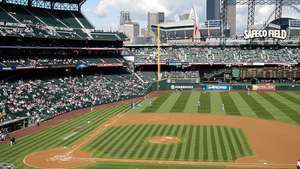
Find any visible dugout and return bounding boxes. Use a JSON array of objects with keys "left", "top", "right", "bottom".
[{"left": 0, "top": 117, "right": 29, "bottom": 133}]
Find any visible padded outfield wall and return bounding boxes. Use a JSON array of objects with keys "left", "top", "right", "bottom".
[{"left": 148, "top": 80, "right": 300, "bottom": 91}]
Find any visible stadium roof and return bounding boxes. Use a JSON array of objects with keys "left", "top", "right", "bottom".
[{"left": 48, "top": 0, "right": 86, "bottom": 4}]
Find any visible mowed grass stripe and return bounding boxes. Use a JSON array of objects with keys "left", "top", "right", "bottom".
[
  {"left": 259, "top": 93, "right": 300, "bottom": 124},
  {"left": 116, "top": 125, "right": 149, "bottom": 158},
  {"left": 236, "top": 128, "right": 253, "bottom": 156},
  {"left": 210, "top": 126, "right": 218, "bottom": 161},
  {"left": 216, "top": 126, "right": 228, "bottom": 161},
  {"left": 198, "top": 93, "right": 211, "bottom": 113},
  {"left": 210, "top": 93, "right": 224, "bottom": 114},
  {"left": 155, "top": 125, "right": 174, "bottom": 160},
  {"left": 220, "top": 93, "right": 240, "bottom": 116},
  {"left": 82, "top": 106, "right": 132, "bottom": 150},
  {"left": 141, "top": 125, "right": 165, "bottom": 159},
  {"left": 2, "top": 109, "right": 103, "bottom": 163},
  {"left": 230, "top": 93, "right": 257, "bottom": 118},
  {"left": 82, "top": 127, "right": 119, "bottom": 152},
  {"left": 92, "top": 125, "right": 137, "bottom": 157},
  {"left": 142, "top": 92, "right": 172, "bottom": 112},
  {"left": 223, "top": 127, "right": 237, "bottom": 160},
  {"left": 169, "top": 125, "right": 185, "bottom": 160},
  {"left": 6, "top": 107, "right": 110, "bottom": 153},
  {"left": 170, "top": 92, "right": 191, "bottom": 112},
  {"left": 202, "top": 126, "right": 209, "bottom": 161},
  {"left": 194, "top": 126, "right": 201, "bottom": 161},
  {"left": 135, "top": 125, "right": 160, "bottom": 159},
  {"left": 3, "top": 105, "right": 128, "bottom": 168},
  {"left": 277, "top": 92, "right": 300, "bottom": 105},
  {"left": 239, "top": 92, "right": 274, "bottom": 120},
  {"left": 199, "top": 126, "right": 205, "bottom": 160},
  {"left": 127, "top": 125, "right": 155, "bottom": 159},
  {"left": 183, "top": 91, "right": 199, "bottom": 113},
  {"left": 231, "top": 128, "right": 245, "bottom": 157},
  {"left": 182, "top": 125, "right": 193, "bottom": 160},
  {"left": 148, "top": 125, "right": 169, "bottom": 160},
  {"left": 151, "top": 125, "right": 173, "bottom": 160},
  {"left": 188, "top": 126, "right": 197, "bottom": 161},
  {"left": 105, "top": 124, "right": 142, "bottom": 157},
  {"left": 163, "top": 125, "right": 180, "bottom": 160},
  {"left": 6, "top": 105, "right": 126, "bottom": 159},
  {"left": 82, "top": 111, "right": 133, "bottom": 152},
  {"left": 174, "top": 125, "right": 188, "bottom": 160},
  {"left": 273, "top": 93, "right": 300, "bottom": 113},
  {"left": 64, "top": 106, "right": 131, "bottom": 147}
]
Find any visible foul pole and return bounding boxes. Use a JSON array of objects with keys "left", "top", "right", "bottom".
[{"left": 156, "top": 24, "right": 161, "bottom": 90}]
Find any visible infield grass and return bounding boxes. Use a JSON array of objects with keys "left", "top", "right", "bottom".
[{"left": 82, "top": 125, "right": 253, "bottom": 162}]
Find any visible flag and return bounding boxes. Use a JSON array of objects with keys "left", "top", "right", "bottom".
[{"left": 189, "top": 6, "right": 201, "bottom": 40}]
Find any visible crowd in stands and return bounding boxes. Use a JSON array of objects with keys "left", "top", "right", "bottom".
[
  {"left": 0, "top": 57, "right": 126, "bottom": 67},
  {"left": 0, "top": 74, "right": 148, "bottom": 124},
  {"left": 0, "top": 3, "right": 126, "bottom": 41},
  {"left": 131, "top": 47, "right": 300, "bottom": 64}
]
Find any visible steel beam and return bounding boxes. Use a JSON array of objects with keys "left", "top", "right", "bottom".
[
  {"left": 227, "top": 0, "right": 300, "bottom": 5},
  {"left": 247, "top": 0, "right": 256, "bottom": 29},
  {"left": 275, "top": 0, "right": 283, "bottom": 20}
]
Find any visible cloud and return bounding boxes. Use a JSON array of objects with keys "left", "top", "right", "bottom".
[
  {"left": 94, "top": 0, "right": 205, "bottom": 23},
  {"left": 86, "top": 0, "right": 300, "bottom": 32},
  {"left": 95, "top": 0, "right": 168, "bottom": 17}
]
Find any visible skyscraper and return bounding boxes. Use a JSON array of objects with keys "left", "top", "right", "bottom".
[
  {"left": 206, "top": 0, "right": 236, "bottom": 36},
  {"left": 227, "top": 5, "right": 236, "bottom": 36},
  {"left": 206, "top": 0, "right": 220, "bottom": 21},
  {"left": 120, "top": 11, "right": 131, "bottom": 25},
  {"left": 118, "top": 22, "right": 140, "bottom": 43},
  {"left": 147, "top": 12, "right": 165, "bottom": 32},
  {"left": 158, "top": 12, "right": 165, "bottom": 23}
]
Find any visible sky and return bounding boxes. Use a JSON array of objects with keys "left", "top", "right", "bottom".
[{"left": 81, "top": 0, "right": 300, "bottom": 33}]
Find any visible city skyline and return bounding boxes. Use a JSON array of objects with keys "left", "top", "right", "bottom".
[{"left": 82, "top": 0, "right": 300, "bottom": 32}]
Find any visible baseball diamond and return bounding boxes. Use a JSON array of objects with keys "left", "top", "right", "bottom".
[
  {"left": 1, "top": 0, "right": 300, "bottom": 169},
  {"left": 0, "top": 91, "right": 300, "bottom": 169}
]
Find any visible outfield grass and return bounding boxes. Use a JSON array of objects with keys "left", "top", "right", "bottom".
[
  {"left": 170, "top": 91, "right": 191, "bottom": 112},
  {"left": 137, "top": 91, "right": 300, "bottom": 125},
  {"left": 142, "top": 92, "right": 172, "bottom": 112}
]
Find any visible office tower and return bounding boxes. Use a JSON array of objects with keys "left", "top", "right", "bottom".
[{"left": 120, "top": 11, "right": 131, "bottom": 25}]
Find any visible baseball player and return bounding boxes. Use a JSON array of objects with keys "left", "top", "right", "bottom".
[{"left": 221, "top": 103, "right": 225, "bottom": 112}]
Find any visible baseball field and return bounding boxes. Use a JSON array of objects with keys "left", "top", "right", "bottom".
[{"left": 0, "top": 91, "right": 300, "bottom": 169}]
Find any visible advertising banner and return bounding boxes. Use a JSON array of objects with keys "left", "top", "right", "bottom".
[
  {"left": 206, "top": 85, "right": 230, "bottom": 91},
  {"left": 170, "top": 85, "right": 194, "bottom": 90},
  {"left": 252, "top": 84, "right": 276, "bottom": 91},
  {"left": 96, "top": 63, "right": 123, "bottom": 67}
]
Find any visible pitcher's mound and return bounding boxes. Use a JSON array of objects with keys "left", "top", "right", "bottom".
[{"left": 148, "top": 136, "right": 181, "bottom": 145}]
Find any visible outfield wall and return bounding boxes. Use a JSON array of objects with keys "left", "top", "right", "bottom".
[{"left": 149, "top": 80, "right": 300, "bottom": 91}]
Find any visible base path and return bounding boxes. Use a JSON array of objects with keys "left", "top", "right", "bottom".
[{"left": 24, "top": 113, "right": 300, "bottom": 169}]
